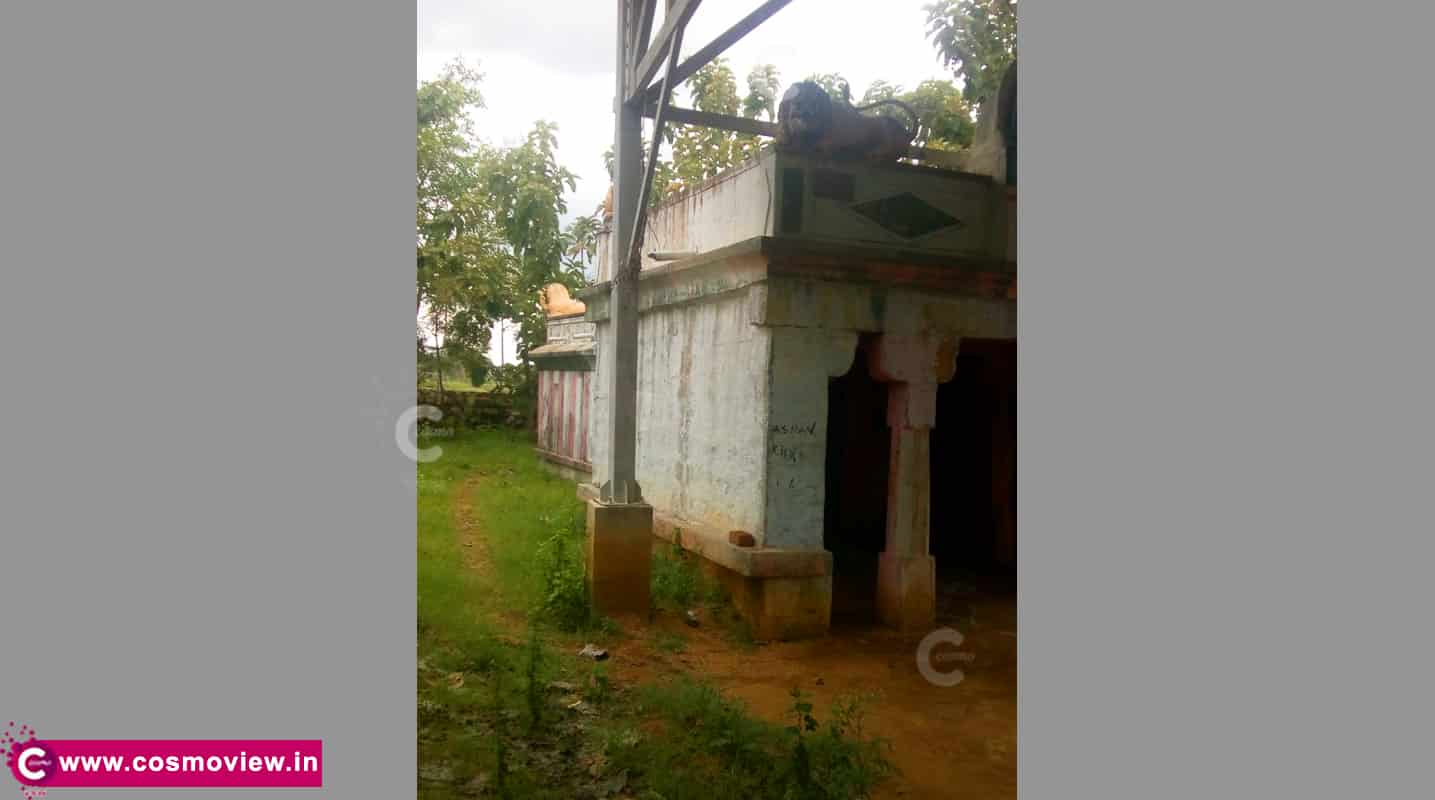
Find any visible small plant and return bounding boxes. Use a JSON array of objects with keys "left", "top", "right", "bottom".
[
  {"left": 651, "top": 539, "right": 704, "bottom": 611},
  {"left": 536, "top": 530, "right": 593, "bottom": 631},
  {"left": 785, "top": 687, "right": 820, "bottom": 799},
  {"left": 820, "top": 692, "right": 893, "bottom": 798},
  {"left": 585, "top": 662, "right": 612, "bottom": 705}
]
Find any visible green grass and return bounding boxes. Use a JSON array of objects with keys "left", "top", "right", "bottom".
[
  {"left": 651, "top": 539, "right": 759, "bottom": 649},
  {"left": 417, "top": 429, "right": 892, "bottom": 799},
  {"left": 599, "top": 678, "right": 895, "bottom": 800},
  {"left": 418, "top": 429, "right": 597, "bottom": 798},
  {"left": 419, "top": 428, "right": 593, "bottom": 624},
  {"left": 650, "top": 539, "right": 707, "bottom": 611}
]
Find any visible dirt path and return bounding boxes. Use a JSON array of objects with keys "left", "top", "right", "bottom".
[
  {"left": 604, "top": 592, "right": 1016, "bottom": 800},
  {"left": 452, "top": 472, "right": 1016, "bottom": 799},
  {"left": 452, "top": 473, "right": 532, "bottom": 635}
]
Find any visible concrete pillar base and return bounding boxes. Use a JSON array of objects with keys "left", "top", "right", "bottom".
[
  {"left": 585, "top": 499, "right": 653, "bottom": 617},
  {"left": 876, "top": 552, "right": 936, "bottom": 633}
]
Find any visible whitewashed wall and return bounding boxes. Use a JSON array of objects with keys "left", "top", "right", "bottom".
[
  {"left": 597, "top": 156, "right": 774, "bottom": 283},
  {"left": 589, "top": 290, "right": 772, "bottom": 539}
]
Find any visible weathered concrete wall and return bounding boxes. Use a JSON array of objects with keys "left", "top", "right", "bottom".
[
  {"left": 755, "top": 277, "right": 1016, "bottom": 338},
  {"left": 590, "top": 288, "right": 772, "bottom": 539},
  {"left": 763, "top": 327, "right": 858, "bottom": 550},
  {"left": 756, "top": 284, "right": 1012, "bottom": 551},
  {"left": 596, "top": 159, "right": 772, "bottom": 284},
  {"left": 640, "top": 158, "right": 774, "bottom": 272},
  {"left": 589, "top": 250, "right": 1016, "bottom": 548}
]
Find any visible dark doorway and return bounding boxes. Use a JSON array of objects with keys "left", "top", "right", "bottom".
[
  {"left": 931, "top": 338, "right": 1017, "bottom": 589},
  {"left": 823, "top": 335, "right": 890, "bottom": 623}
]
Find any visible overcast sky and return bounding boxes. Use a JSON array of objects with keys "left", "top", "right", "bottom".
[{"left": 417, "top": 0, "right": 962, "bottom": 364}]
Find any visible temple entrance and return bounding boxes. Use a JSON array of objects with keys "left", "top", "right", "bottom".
[
  {"left": 824, "top": 335, "right": 1016, "bottom": 625},
  {"left": 823, "top": 335, "right": 890, "bottom": 623},
  {"left": 931, "top": 338, "right": 1017, "bottom": 599}
]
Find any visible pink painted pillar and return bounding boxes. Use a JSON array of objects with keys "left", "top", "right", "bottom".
[{"left": 869, "top": 334, "right": 960, "bottom": 633}]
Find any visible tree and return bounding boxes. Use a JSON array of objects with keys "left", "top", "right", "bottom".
[
  {"left": 417, "top": 61, "right": 506, "bottom": 391},
  {"left": 744, "top": 63, "right": 781, "bottom": 121},
  {"left": 804, "top": 73, "right": 854, "bottom": 106},
  {"left": 658, "top": 59, "right": 780, "bottom": 196},
  {"left": 417, "top": 60, "right": 588, "bottom": 401},
  {"left": 670, "top": 59, "right": 746, "bottom": 188},
  {"left": 603, "top": 134, "right": 680, "bottom": 209},
  {"left": 481, "top": 121, "right": 585, "bottom": 364},
  {"left": 563, "top": 213, "right": 602, "bottom": 275},
  {"left": 861, "top": 79, "right": 976, "bottom": 151},
  {"left": 924, "top": 0, "right": 1017, "bottom": 108}
]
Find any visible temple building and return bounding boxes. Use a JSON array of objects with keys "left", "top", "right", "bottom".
[{"left": 542, "top": 73, "right": 1016, "bottom": 639}]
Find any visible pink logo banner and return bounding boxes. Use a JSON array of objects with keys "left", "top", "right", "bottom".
[{"left": 6, "top": 738, "right": 322, "bottom": 789}]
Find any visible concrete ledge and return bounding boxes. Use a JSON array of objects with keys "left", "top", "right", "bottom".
[
  {"left": 701, "top": 561, "right": 832, "bottom": 642},
  {"left": 576, "top": 483, "right": 833, "bottom": 640},
  {"left": 575, "top": 483, "right": 830, "bottom": 579},
  {"left": 651, "top": 514, "right": 831, "bottom": 579}
]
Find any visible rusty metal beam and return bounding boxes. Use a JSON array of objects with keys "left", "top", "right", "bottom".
[
  {"left": 631, "top": 0, "right": 701, "bottom": 98},
  {"left": 638, "top": 103, "right": 777, "bottom": 138},
  {"left": 635, "top": 0, "right": 793, "bottom": 106}
]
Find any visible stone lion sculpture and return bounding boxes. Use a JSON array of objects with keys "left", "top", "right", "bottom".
[{"left": 540, "top": 283, "right": 585, "bottom": 317}]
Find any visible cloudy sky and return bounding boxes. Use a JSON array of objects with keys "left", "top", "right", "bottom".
[{"left": 417, "top": 0, "right": 963, "bottom": 363}]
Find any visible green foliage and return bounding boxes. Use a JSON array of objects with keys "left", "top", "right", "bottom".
[
  {"left": 603, "top": 136, "right": 681, "bottom": 208},
  {"left": 562, "top": 213, "right": 602, "bottom": 276},
  {"left": 627, "top": 58, "right": 780, "bottom": 202},
  {"left": 492, "top": 666, "right": 511, "bottom": 798},
  {"left": 924, "top": 0, "right": 1017, "bottom": 108},
  {"left": 669, "top": 58, "right": 759, "bottom": 190},
  {"left": 584, "top": 662, "right": 612, "bottom": 705},
  {"left": 417, "top": 431, "right": 892, "bottom": 799},
  {"left": 650, "top": 540, "right": 701, "bottom": 611},
  {"left": 419, "top": 429, "right": 587, "bottom": 620},
  {"left": 804, "top": 72, "right": 854, "bottom": 106},
  {"left": 589, "top": 5, "right": 1014, "bottom": 261},
  {"left": 481, "top": 120, "right": 587, "bottom": 361},
  {"left": 488, "top": 362, "right": 537, "bottom": 424},
  {"left": 417, "top": 60, "right": 589, "bottom": 401},
  {"left": 417, "top": 62, "right": 505, "bottom": 387},
  {"left": 650, "top": 538, "right": 725, "bottom": 612},
  {"left": 418, "top": 431, "right": 600, "bottom": 797},
  {"left": 786, "top": 688, "right": 819, "bottom": 798},
  {"left": 744, "top": 63, "right": 782, "bottom": 122},
  {"left": 602, "top": 678, "right": 893, "bottom": 800},
  {"left": 535, "top": 528, "right": 593, "bottom": 632},
  {"left": 860, "top": 79, "right": 977, "bottom": 151}
]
